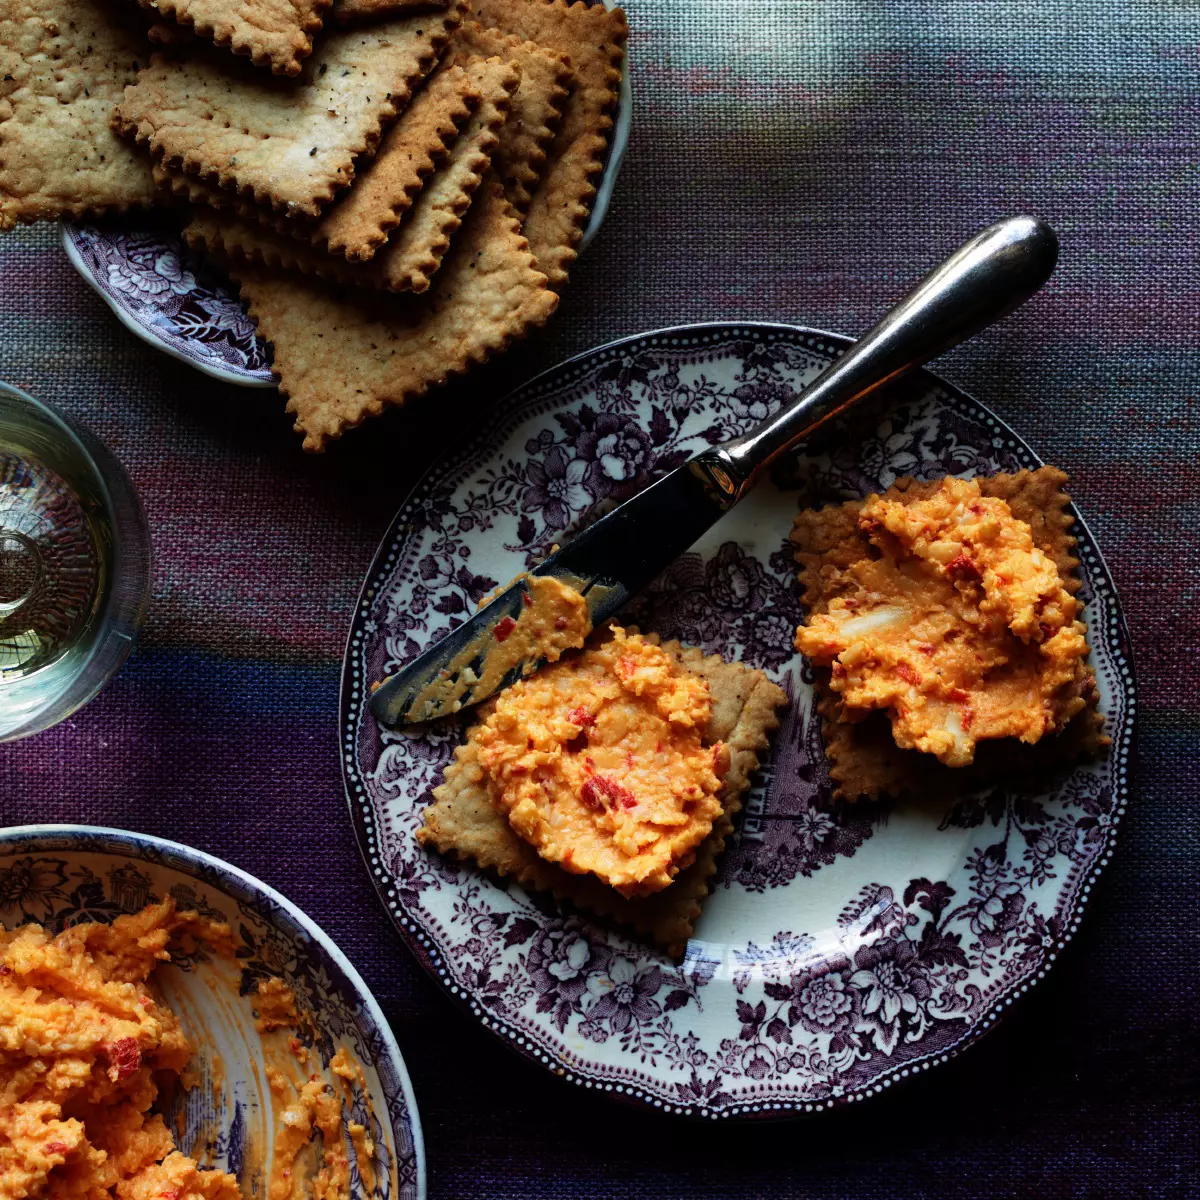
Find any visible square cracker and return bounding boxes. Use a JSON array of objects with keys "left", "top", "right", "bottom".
[
  {"left": 0, "top": 0, "right": 155, "bottom": 228},
  {"left": 791, "top": 467, "right": 1110, "bottom": 802},
  {"left": 469, "top": 0, "right": 626, "bottom": 286},
  {"left": 163, "top": 58, "right": 494, "bottom": 262},
  {"left": 445, "top": 22, "right": 571, "bottom": 213},
  {"left": 418, "top": 637, "right": 789, "bottom": 960},
  {"left": 229, "top": 182, "right": 558, "bottom": 450},
  {"left": 137, "top": 0, "right": 330, "bottom": 77},
  {"left": 177, "top": 53, "right": 518, "bottom": 292},
  {"left": 113, "top": 2, "right": 466, "bottom": 219}
]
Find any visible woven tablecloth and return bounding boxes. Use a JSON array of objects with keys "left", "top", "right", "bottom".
[{"left": 1, "top": 2, "right": 1196, "bottom": 1195}]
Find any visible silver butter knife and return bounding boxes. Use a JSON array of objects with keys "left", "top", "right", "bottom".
[{"left": 371, "top": 215, "right": 1059, "bottom": 727}]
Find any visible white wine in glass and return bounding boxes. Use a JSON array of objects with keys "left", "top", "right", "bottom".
[{"left": 0, "top": 382, "right": 150, "bottom": 741}]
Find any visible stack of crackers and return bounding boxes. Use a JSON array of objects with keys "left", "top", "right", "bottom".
[{"left": 0, "top": 0, "right": 627, "bottom": 450}]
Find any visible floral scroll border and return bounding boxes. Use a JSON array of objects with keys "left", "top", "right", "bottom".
[{"left": 339, "top": 323, "right": 1135, "bottom": 1120}]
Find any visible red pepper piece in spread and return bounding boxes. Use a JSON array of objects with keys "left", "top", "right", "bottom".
[
  {"left": 105, "top": 1037, "right": 142, "bottom": 1080},
  {"left": 580, "top": 775, "right": 637, "bottom": 811},
  {"left": 493, "top": 616, "right": 517, "bottom": 642}
]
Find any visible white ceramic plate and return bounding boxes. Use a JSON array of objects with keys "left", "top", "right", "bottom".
[
  {"left": 0, "top": 825, "right": 425, "bottom": 1197},
  {"left": 60, "top": 2, "right": 632, "bottom": 388},
  {"left": 339, "top": 322, "right": 1135, "bottom": 1120}
]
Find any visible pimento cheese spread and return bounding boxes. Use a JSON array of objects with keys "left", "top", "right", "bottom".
[
  {"left": 0, "top": 901, "right": 240, "bottom": 1200},
  {"left": 403, "top": 575, "right": 592, "bottom": 721},
  {"left": 795, "top": 477, "right": 1089, "bottom": 767},
  {"left": 472, "top": 626, "right": 729, "bottom": 897}
]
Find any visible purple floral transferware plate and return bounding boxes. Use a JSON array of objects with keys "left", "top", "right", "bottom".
[
  {"left": 339, "top": 323, "right": 1135, "bottom": 1119},
  {"left": 0, "top": 825, "right": 424, "bottom": 1197},
  {"left": 59, "top": 3, "right": 632, "bottom": 388}
]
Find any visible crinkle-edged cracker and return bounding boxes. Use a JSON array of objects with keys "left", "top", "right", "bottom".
[
  {"left": 370, "top": 57, "right": 516, "bottom": 290},
  {"left": 469, "top": 0, "right": 626, "bottom": 286},
  {"left": 230, "top": 183, "right": 557, "bottom": 450},
  {"left": 160, "top": 56, "right": 512, "bottom": 271},
  {"left": 182, "top": 56, "right": 517, "bottom": 294},
  {"left": 335, "top": 0, "right": 451, "bottom": 21},
  {"left": 0, "top": 0, "right": 155, "bottom": 229},
  {"left": 113, "top": 2, "right": 467, "bottom": 220},
  {"left": 137, "top": 0, "right": 330, "bottom": 77},
  {"left": 791, "top": 467, "right": 1109, "bottom": 803},
  {"left": 418, "top": 636, "right": 788, "bottom": 961},
  {"left": 445, "top": 22, "right": 571, "bottom": 213}
]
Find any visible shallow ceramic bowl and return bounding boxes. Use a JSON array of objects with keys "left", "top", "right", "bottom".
[
  {"left": 0, "top": 825, "right": 424, "bottom": 1198},
  {"left": 340, "top": 321, "right": 1135, "bottom": 1120},
  {"left": 60, "top": 0, "right": 633, "bottom": 388}
]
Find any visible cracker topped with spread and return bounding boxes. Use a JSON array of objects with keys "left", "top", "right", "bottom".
[
  {"left": 795, "top": 474, "right": 1090, "bottom": 767},
  {"left": 793, "top": 467, "right": 1107, "bottom": 800},
  {"left": 471, "top": 625, "right": 730, "bottom": 897},
  {"left": 419, "top": 631, "right": 788, "bottom": 958}
]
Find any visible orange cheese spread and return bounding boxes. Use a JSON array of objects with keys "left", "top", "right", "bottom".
[
  {"left": 403, "top": 574, "right": 592, "bottom": 721},
  {"left": 0, "top": 900, "right": 240, "bottom": 1200},
  {"left": 473, "top": 626, "right": 730, "bottom": 897},
  {"left": 265, "top": 1047, "right": 359, "bottom": 1200},
  {"left": 795, "top": 476, "right": 1089, "bottom": 767}
]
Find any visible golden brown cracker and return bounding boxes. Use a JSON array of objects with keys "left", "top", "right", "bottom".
[
  {"left": 370, "top": 58, "right": 516, "bottom": 289},
  {"left": 137, "top": 0, "right": 330, "bottom": 76},
  {"left": 791, "top": 467, "right": 1109, "bottom": 802},
  {"left": 335, "top": 0, "right": 450, "bottom": 21},
  {"left": 0, "top": 0, "right": 155, "bottom": 229},
  {"left": 418, "top": 638, "right": 788, "bottom": 960},
  {"left": 230, "top": 183, "right": 557, "bottom": 450},
  {"left": 445, "top": 22, "right": 571, "bottom": 213},
  {"left": 469, "top": 0, "right": 626, "bottom": 286},
  {"left": 154, "top": 54, "right": 508, "bottom": 271},
  {"left": 182, "top": 56, "right": 517, "bottom": 293},
  {"left": 113, "top": 3, "right": 467, "bottom": 220}
]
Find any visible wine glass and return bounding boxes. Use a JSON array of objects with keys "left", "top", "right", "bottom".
[{"left": 0, "top": 381, "right": 150, "bottom": 741}]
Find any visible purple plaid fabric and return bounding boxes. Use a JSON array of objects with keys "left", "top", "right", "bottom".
[{"left": 0, "top": 1, "right": 1195, "bottom": 1194}]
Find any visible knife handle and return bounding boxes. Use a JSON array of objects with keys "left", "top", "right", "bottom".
[{"left": 694, "top": 215, "right": 1059, "bottom": 505}]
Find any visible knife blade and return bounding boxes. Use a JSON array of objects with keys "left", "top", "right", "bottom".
[
  {"left": 369, "top": 215, "right": 1059, "bottom": 727},
  {"left": 368, "top": 460, "right": 729, "bottom": 726}
]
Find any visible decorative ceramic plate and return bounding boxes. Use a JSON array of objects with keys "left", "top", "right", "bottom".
[
  {"left": 59, "top": 1, "right": 633, "bottom": 388},
  {"left": 339, "top": 323, "right": 1135, "bottom": 1120},
  {"left": 0, "top": 825, "right": 425, "bottom": 1198}
]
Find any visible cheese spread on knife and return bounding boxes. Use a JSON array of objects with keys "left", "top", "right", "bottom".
[
  {"left": 471, "top": 627, "right": 730, "bottom": 897},
  {"left": 402, "top": 575, "right": 592, "bottom": 720},
  {"left": 795, "top": 476, "right": 1090, "bottom": 767}
]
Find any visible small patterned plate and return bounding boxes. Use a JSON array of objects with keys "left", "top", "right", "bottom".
[
  {"left": 339, "top": 322, "right": 1135, "bottom": 1120},
  {"left": 0, "top": 825, "right": 425, "bottom": 1198},
  {"left": 59, "top": 2, "right": 633, "bottom": 388}
]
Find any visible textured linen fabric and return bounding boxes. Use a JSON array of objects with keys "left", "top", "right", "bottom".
[{"left": 1, "top": 2, "right": 1197, "bottom": 1195}]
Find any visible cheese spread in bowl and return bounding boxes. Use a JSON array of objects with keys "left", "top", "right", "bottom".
[{"left": 0, "top": 826, "right": 424, "bottom": 1200}]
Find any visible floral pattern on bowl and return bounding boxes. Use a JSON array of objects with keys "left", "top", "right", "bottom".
[
  {"left": 339, "top": 322, "right": 1135, "bottom": 1120},
  {"left": 0, "top": 825, "right": 424, "bottom": 1198}
]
